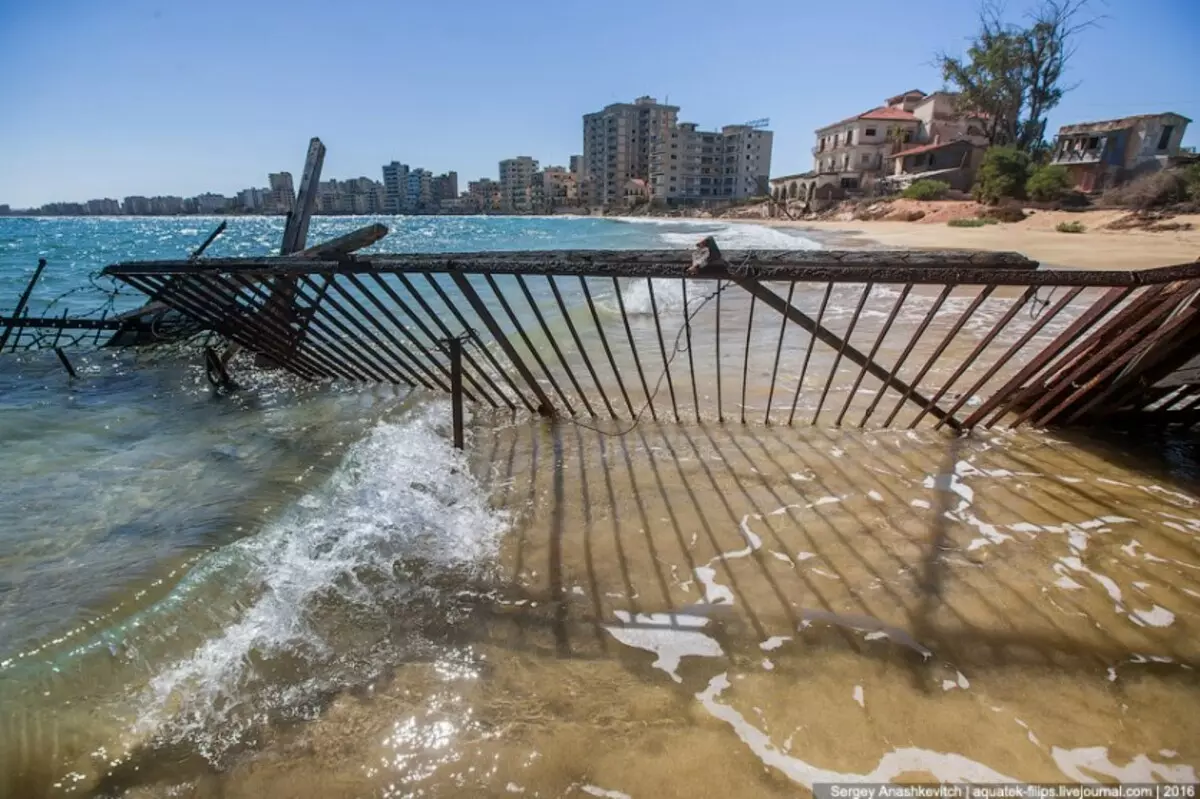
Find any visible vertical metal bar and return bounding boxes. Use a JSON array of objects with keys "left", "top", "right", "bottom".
[
  {"left": 547, "top": 276, "right": 616, "bottom": 419},
  {"left": 612, "top": 277, "right": 656, "bottom": 421},
  {"left": 579, "top": 276, "right": 636, "bottom": 418},
  {"left": 483, "top": 273, "right": 576, "bottom": 415},
  {"left": 291, "top": 275, "right": 415, "bottom": 384},
  {"left": 739, "top": 292, "right": 757, "bottom": 424},
  {"left": 859, "top": 284, "right": 953, "bottom": 428},
  {"left": 55, "top": 347, "right": 77, "bottom": 378},
  {"left": 449, "top": 337, "right": 465, "bottom": 450},
  {"left": 910, "top": 286, "right": 1037, "bottom": 428},
  {"left": 715, "top": 279, "right": 724, "bottom": 423},
  {"left": 190, "top": 221, "right": 228, "bottom": 259},
  {"left": 219, "top": 273, "right": 369, "bottom": 381},
  {"left": 787, "top": 283, "right": 832, "bottom": 425},
  {"left": 0, "top": 258, "right": 46, "bottom": 352},
  {"left": 763, "top": 282, "right": 795, "bottom": 425},
  {"left": 418, "top": 273, "right": 532, "bottom": 413},
  {"left": 516, "top": 275, "right": 595, "bottom": 417},
  {"left": 884, "top": 285, "right": 996, "bottom": 429},
  {"left": 682, "top": 278, "right": 701, "bottom": 423},
  {"left": 812, "top": 282, "right": 873, "bottom": 425},
  {"left": 92, "top": 310, "right": 108, "bottom": 347},
  {"left": 51, "top": 308, "right": 68, "bottom": 349},
  {"left": 450, "top": 272, "right": 556, "bottom": 417},
  {"left": 362, "top": 273, "right": 498, "bottom": 407},
  {"left": 969, "top": 286, "right": 1134, "bottom": 428},
  {"left": 940, "top": 287, "right": 1082, "bottom": 430},
  {"left": 647, "top": 278, "right": 680, "bottom": 423},
  {"left": 332, "top": 274, "right": 458, "bottom": 395},
  {"left": 837, "top": 284, "right": 911, "bottom": 427}
]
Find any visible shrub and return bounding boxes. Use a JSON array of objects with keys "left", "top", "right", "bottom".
[
  {"left": 948, "top": 218, "right": 989, "bottom": 227},
  {"left": 982, "top": 204, "right": 1027, "bottom": 223},
  {"left": 973, "top": 147, "right": 1032, "bottom": 204},
  {"left": 1026, "top": 165, "right": 1072, "bottom": 202},
  {"left": 1183, "top": 163, "right": 1200, "bottom": 198},
  {"left": 1101, "top": 170, "right": 1190, "bottom": 210},
  {"left": 1056, "top": 221, "right": 1086, "bottom": 233},
  {"left": 902, "top": 179, "right": 951, "bottom": 201}
]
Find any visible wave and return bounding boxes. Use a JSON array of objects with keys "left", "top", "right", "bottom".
[
  {"left": 131, "top": 401, "right": 507, "bottom": 761},
  {"left": 613, "top": 217, "right": 822, "bottom": 251}
]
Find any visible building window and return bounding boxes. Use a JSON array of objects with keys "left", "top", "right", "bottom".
[
  {"left": 861, "top": 153, "right": 870, "bottom": 165},
  {"left": 1087, "top": 136, "right": 1100, "bottom": 149},
  {"left": 846, "top": 130, "right": 853, "bottom": 145},
  {"left": 865, "top": 128, "right": 877, "bottom": 137},
  {"left": 1157, "top": 125, "right": 1174, "bottom": 150}
]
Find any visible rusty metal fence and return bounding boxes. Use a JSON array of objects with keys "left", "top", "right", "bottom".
[{"left": 101, "top": 250, "right": 1200, "bottom": 432}]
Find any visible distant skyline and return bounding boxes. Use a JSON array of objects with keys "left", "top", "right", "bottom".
[{"left": 1, "top": 0, "right": 1197, "bottom": 207}]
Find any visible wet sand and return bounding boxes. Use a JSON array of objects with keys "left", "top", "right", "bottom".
[{"left": 65, "top": 419, "right": 1200, "bottom": 798}]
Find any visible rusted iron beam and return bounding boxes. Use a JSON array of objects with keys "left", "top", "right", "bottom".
[
  {"left": 682, "top": 278, "right": 701, "bottom": 424},
  {"left": 1008, "top": 286, "right": 1183, "bottom": 427},
  {"left": 547, "top": 276, "right": 617, "bottom": 419},
  {"left": 937, "top": 287, "right": 1083, "bottom": 430},
  {"left": 963, "top": 287, "right": 1134, "bottom": 428},
  {"left": 883, "top": 286, "right": 996, "bottom": 429},
  {"left": 647, "top": 279, "right": 680, "bottom": 423},
  {"left": 1038, "top": 288, "right": 1200, "bottom": 426},
  {"left": 612, "top": 277, "right": 656, "bottom": 421},
  {"left": 190, "top": 222, "right": 228, "bottom": 260},
  {"left": 813, "top": 282, "right": 873, "bottom": 425},
  {"left": 104, "top": 254, "right": 1200, "bottom": 286},
  {"left": 419, "top": 273, "right": 533, "bottom": 413},
  {"left": 515, "top": 275, "right": 595, "bottom": 417},
  {"left": 910, "top": 286, "right": 1037, "bottom": 428},
  {"left": 450, "top": 273, "right": 556, "bottom": 417},
  {"left": 579, "top": 277, "right": 636, "bottom": 418},
  {"left": 483, "top": 273, "right": 575, "bottom": 415},
  {"left": 449, "top": 336, "right": 465, "bottom": 450},
  {"left": 788, "top": 283, "right": 832, "bottom": 425},
  {"left": 736, "top": 279, "right": 959, "bottom": 430},
  {"left": 836, "top": 284, "right": 911, "bottom": 427},
  {"left": 858, "top": 285, "right": 953, "bottom": 428},
  {"left": 764, "top": 282, "right": 796, "bottom": 425}
]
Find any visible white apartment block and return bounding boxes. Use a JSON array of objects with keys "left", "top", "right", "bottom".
[
  {"left": 499, "top": 156, "right": 539, "bottom": 212},
  {"left": 382, "top": 162, "right": 409, "bottom": 213},
  {"left": 650, "top": 123, "right": 773, "bottom": 202},
  {"left": 582, "top": 96, "right": 679, "bottom": 207}
]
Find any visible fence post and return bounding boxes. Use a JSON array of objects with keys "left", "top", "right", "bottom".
[{"left": 449, "top": 336, "right": 465, "bottom": 450}]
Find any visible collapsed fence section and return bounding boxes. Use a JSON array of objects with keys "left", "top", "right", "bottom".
[{"left": 101, "top": 250, "right": 1200, "bottom": 431}]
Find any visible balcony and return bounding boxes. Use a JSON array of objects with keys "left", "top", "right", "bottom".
[{"left": 1051, "top": 149, "right": 1103, "bottom": 165}]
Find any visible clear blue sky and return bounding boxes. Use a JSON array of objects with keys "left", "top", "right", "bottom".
[{"left": 1, "top": 0, "right": 1196, "bottom": 207}]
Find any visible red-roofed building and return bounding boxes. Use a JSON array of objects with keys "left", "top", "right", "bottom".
[{"left": 770, "top": 90, "right": 990, "bottom": 206}]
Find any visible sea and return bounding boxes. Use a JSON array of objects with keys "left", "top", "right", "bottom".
[{"left": 0, "top": 215, "right": 1197, "bottom": 798}]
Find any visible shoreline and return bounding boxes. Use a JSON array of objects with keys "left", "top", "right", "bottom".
[{"left": 726, "top": 209, "right": 1200, "bottom": 270}]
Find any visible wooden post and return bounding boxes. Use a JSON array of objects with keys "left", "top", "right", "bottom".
[
  {"left": 449, "top": 336, "right": 465, "bottom": 450},
  {"left": 0, "top": 258, "right": 46, "bottom": 352}
]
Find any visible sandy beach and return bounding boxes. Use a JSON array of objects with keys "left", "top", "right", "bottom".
[{"left": 743, "top": 207, "right": 1200, "bottom": 270}]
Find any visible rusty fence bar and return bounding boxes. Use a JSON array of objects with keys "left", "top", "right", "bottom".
[{"left": 96, "top": 251, "right": 1200, "bottom": 432}]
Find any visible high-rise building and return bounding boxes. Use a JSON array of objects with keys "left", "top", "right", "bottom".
[
  {"left": 431, "top": 171, "right": 459, "bottom": 204},
  {"left": 268, "top": 172, "right": 296, "bottom": 213},
  {"left": 499, "top": 156, "right": 538, "bottom": 212},
  {"left": 381, "top": 162, "right": 410, "bottom": 213},
  {"left": 123, "top": 196, "right": 151, "bottom": 215},
  {"left": 582, "top": 96, "right": 679, "bottom": 207},
  {"left": 406, "top": 169, "right": 433, "bottom": 212},
  {"left": 468, "top": 179, "right": 501, "bottom": 212},
  {"left": 85, "top": 198, "right": 121, "bottom": 215},
  {"left": 650, "top": 122, "right": 773, "bottom": 202}
]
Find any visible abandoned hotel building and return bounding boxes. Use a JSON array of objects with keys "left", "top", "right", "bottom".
[{"left": 1049, "top": 112, "right": 1192, "bottom": 192}]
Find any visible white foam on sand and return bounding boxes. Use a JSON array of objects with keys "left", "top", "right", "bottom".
[
  {"left": 697, "top": 673, "right": 1016, "bottom": 786},
  {"left": 604, "top": 611, "right": 723, "bottom": 683}
]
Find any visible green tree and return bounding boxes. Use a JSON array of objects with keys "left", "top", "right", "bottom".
[
  {"left": 902, "top": 180, "right": 952, "bottom": 200},
  {"left": 939, "top": 0, "right": 1099, "bottom": 154},
  {"left": 974, "top": 147, "right": 1032, "bottom": 203},
  {"left": 1026, "top": 164, "right": 1071, "bottom": 201}
]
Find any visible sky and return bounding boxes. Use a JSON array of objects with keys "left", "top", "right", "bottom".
[{"left": 0, "top": 0, "right": 1197, "bottom": 207}]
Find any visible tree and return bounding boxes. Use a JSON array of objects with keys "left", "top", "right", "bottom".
[
  {"left": 1026, "top": 164, "right": 1071, "bottom": 201},
  {"left": 939, "top": 0, "right": 1099, "bottom": 154},
  {"left": 974, "top": 147, "right": 1032, "bottom": 203}
]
